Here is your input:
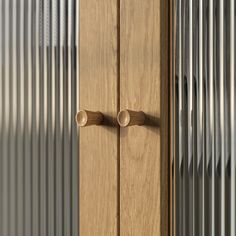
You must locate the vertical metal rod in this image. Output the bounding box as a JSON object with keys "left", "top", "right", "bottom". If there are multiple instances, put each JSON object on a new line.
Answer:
{"left": 230, "top": 0, "right": 235, "bottom": 235}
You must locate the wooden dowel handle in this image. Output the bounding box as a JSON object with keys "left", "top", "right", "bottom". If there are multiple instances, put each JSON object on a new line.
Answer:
{"left": 76, "top": 110, "right": 103, "bottom": 127}
{"left": 117, "top": 109, "right": 146, "bottom": 127}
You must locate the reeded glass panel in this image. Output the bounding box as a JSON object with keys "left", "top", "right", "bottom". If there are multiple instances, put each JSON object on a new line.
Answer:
{"left": 173, "top": 0, "right": 235, "bottom": 235}
{"left": 172, "top": 0, "right": 236, "bottom": 236}
{"left": 0, "top": 0, "right": 79, "bottom": 235}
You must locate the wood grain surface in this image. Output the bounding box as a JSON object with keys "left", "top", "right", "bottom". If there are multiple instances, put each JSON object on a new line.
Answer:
{"left": 120, "top": 0, "right": 170, "bottom": 235}
{"left": 79, "top": 0, "right": 119, "bottom": 235}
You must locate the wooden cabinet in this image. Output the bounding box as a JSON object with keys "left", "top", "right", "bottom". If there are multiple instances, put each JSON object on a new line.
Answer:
{"left": 79, "top": 0, "right": 171, "bottom": 235}
{"left": 79, "top": 1, "right": 119, "bottom": 235}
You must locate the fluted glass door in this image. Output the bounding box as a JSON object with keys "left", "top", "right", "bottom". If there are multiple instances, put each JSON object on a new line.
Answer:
{"left": 0, "top": 0, "right": 79, "bottom": 235}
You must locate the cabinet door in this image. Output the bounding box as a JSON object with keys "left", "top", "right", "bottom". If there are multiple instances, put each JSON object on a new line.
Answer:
{"left": 120, "top": 0, "right": 170, "bottom": 235}
{"left": 79, "top": 0, "right": 119, "bottom": 235}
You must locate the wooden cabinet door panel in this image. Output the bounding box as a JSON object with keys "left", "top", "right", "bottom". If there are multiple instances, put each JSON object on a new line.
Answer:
{"left": 120, "top": 0, "right": 170, "bottom": 235}
{"left": 80, "top": 1, "right": 119, "bottom": 235}
{"left": 79, "top": 0, "right": 170, "bottom": 235}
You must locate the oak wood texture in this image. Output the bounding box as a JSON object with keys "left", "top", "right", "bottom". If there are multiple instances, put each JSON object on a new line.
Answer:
{"left": 76, "top": 110, "right": 103, "bottom": 127}
{"left": 117, "top": 110, "right": 146, "bottom": 127}
{"left": 120, "top": 0, "right": 170, "bottom": 235}
{"left": 79, "top": 0, "right": 119, "bottom": 235}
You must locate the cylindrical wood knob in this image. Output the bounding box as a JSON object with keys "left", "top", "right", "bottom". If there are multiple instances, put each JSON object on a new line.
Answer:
{"left": 117, "top": 109, "right": 146, "bottom": 127}
{"left": 76, "top": 110, "right": 103, "bottom": 127}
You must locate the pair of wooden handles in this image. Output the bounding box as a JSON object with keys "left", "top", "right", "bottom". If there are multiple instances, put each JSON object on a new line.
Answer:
{"left": 76, "top": 110, "right": 146, "bottom": 127}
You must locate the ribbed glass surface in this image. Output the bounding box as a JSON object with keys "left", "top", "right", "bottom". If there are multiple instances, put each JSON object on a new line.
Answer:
{"left": 0, "top": 0, "right": 79, "bottom": 236}
{"left": 173, "top": 0, "right": 235, "bottom": 235}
